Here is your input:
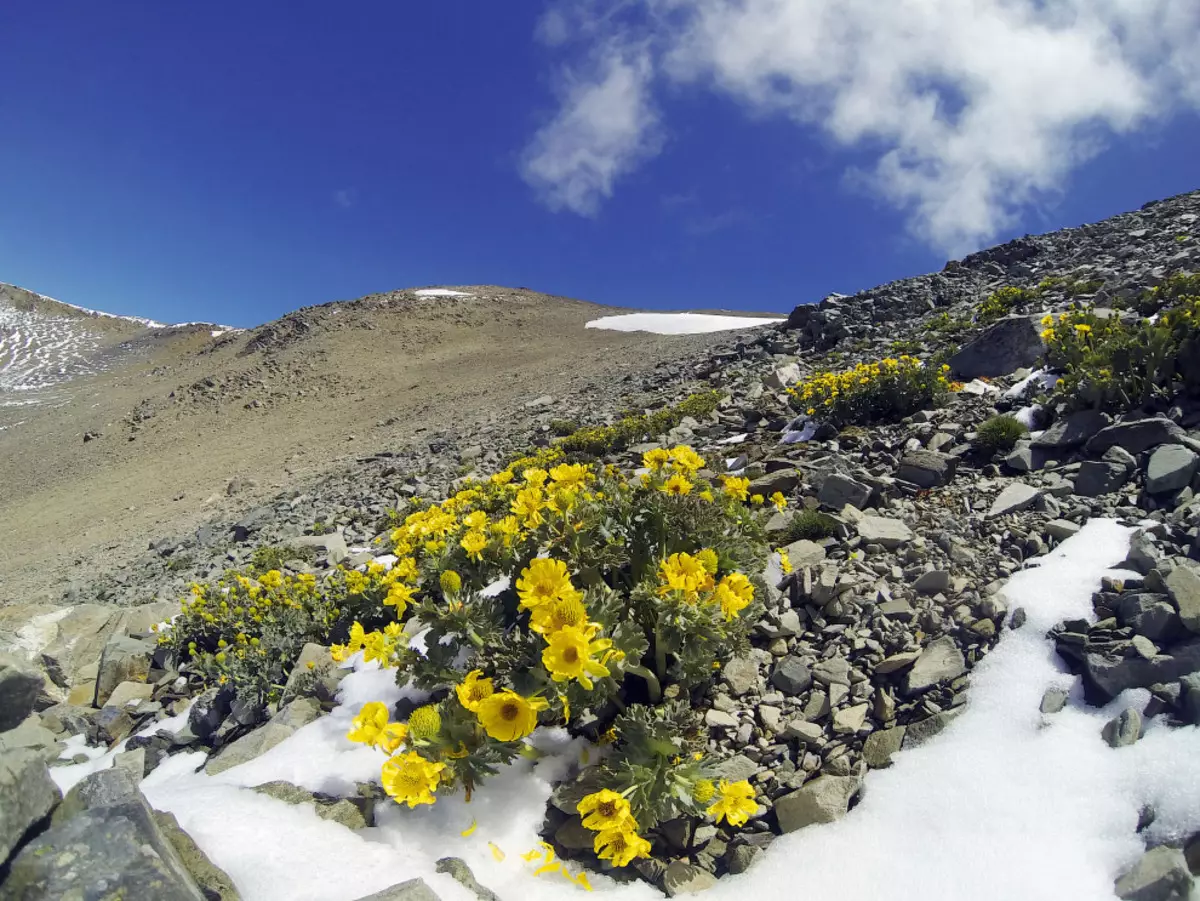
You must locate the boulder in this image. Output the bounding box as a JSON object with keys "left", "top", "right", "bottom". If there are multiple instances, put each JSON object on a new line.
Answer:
{"left": 1117, "top": 593, "right": 1183, "bottom": 643}
{"left": 1101, "top": 707, "right": 1142, "bottom": 748}
{"left": 205, "top": 697, "right": 322, "bottom": 775}
{"left": 154, "top": 810, "right": 242, "bottom": 901}
{"left": 1164, "top": 566, "right": 1200, "bottom": 634}
{"left": 764, "top": 363, "right": 802, "bottom": 391}
{"left": 0, "top": 652, "right": 44, "bottom": 732}
{"left": 855, "top": 515, "right": 913, "bottom": 549}
{"left": 1074, "top": 461, "right": 1130, "bottom": 497}
{"left": 1082, "top": 638, "right": 1200, "bottom": 702}
{"left": 948, "top": 316, "right": 1044, "bottom": 379}
{"left": 749, "top": 471, "right": 800, "bottom": 497}
{"left": 775, "top": 775, "right": 861, "bottom": 833}
{"left": 0, "top": 750, "right": 61, "bottom": 866}
{"left": 903, "top": 637, "right": 966, "bottom": 696}
{"left": 1114, "top": 845, "right": 1193, "bottom": 901}
{"left": 770, "top": 657, "right": 813, "bottom": 695}
{"left": 896, "top": 450, "right": 958, "bottom": 488}
{"left": 781, "top": 539, "right": 826, "bottom": 568}
{"left": 1086, "top": 418, "right": 1185, "bottom": 456}
{"left": 862, "top": 726, "right": 906, "bottom": 768}
{"left": 1032, "top": 410, "right": 1109, "bottom": 449}
{"left": 95, "top": 635, "right": 154, "bottom": 707}
{"left": 188, "top": 686, "right": 234, "bottom": 741}
{"left": 1145, "top": 446, "right": 1199, "bottom": 494}
{"left": 817, "top": 473, "right": 873, "bottom": 510}
{"left": 987, "top": 483, "right": 1040, "bottom": 517}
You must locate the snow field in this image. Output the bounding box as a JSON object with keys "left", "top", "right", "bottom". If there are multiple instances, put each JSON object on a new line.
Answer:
{"left": 585, "top": 313, "right": 785, "bottom": 335}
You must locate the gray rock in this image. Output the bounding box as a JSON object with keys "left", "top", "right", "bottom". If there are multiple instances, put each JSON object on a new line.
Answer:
{"left": 913, "top": 570, "right": 952, "bottom": 595}
{"left": 188, "top": 686, "right": 234, "bottom": 742}
{"left": 205, "top": 697, "right": 322, "bottom": 775}
{"left": 662, "top": 860, "right": 718, "bottom": 897}
{"left": 1102, "top": 707, "right": 1142, "bottom": 748}
{"left": 812, "top": 656, "right": 852, "bottom": 687}
{"left": 705, "top": 709, "right": 738, "bottom": 729}
{"left": 783, "top": 720, "right": 825, "bottom": 743}
{"left": 553, "top": 816, "right": 595, "bottom": 851}
{"left": 95, "top": 634, "right": 154, "bottom": 708}
{"left": 782, "top": 539, "right": 827, "bottom": 568}
{"left": 154, "top": 810, "right": 242, "bottom": 901}
{"left": 1039, "top": 687, "right": 1069, "bottom": 714}
{"left": 903, "top": 637, "right": 966, "bottom": 696}
{"left": 987, "top": 482, "right": 1041, "bottom": 517}
{"left": 1181, "top": 673, "right": 1200, "bottom": 726}
{"left": 875, "top": 651, "right": 920, "bottom": 674}
{"left": 764, "top": 363, "right": 802, "bottom": 391}
{"left": 1074, "top": 461, "right": 1130, "bottom": 497}
{"left": 832, "top": 703, "right": 869, "bottom": 735}
{"left": 1033, "top": 409, "right": 1109, "bottom": 449}
{"left": 1086, "top": 418, "right": 1185, "bottom": 456}
{"left": 92, "top": 705, "right": 135, "bottom": 744}
{"left": 1118, "top": 593, "right": 1183, "bottom": 643}
{"left": 775, "top": 775, "right": 861, "bottom": 833}
{"left": 1114, "top": 845, "right": 1193, "bottom": 901}
{"left": 771, "top": 657, "right": 813, "bottom": 695}
{"left": 0, "top": 717, "right": 60, "bottom": 760}
{"left": 1164, "top": 566, "right": 1200, "bottom": 634}
{"left": 435, "top": 857, "right": 498, "bottom": 901}
{"left": 252, "top": 780, "right": 371, "bottom": 830}
{"left": 115, "top": 747, "right": 148, "bottom": 780}
{"left": 855, "top": 515, "right": 913, "bottom": 549}
{"left": 1132, "top": 635, "right": 1159, "bottom": 660}
{"left": 903, "top": 709, "right": 963, "bottom": 748}
{"left": 725, "top": 843, "right": 762, "bottom": 875}
{"left": 0, "top": 653, "right": 44, "bottom": 733}
{"left": 105, "top": 680, "right": 154, "bottom": 709}
{"left": 1145, "top": 445, "right": 1199, "bottom": 494}
{"left": 1044, "top": 519, "right": 1082, "bottom": 541}
{"left": 722, "top": 656, "right": 760, "bottom": 697}
{"left": 1083, "top": 638, "right": 1200, "bottom": 702}
{"left": 284, "top": 532, "right": 349, "bottom": 565}
{"left": 749, "top": 471, "right": 800, "bottom": 497}
{"left": 0, "top": 750, "right": 61, "bottom": 866}
{"left": 896, "top": 450, "right": 959, "bottom": 488}
{"left": 862, "top": 726, "right": 906, "bottom": 768}
{"left": 818, "top": 473, "right": 873, "bottom": 510}
{"left": 353, "top": 879, "right": 442, "bottom": 901}
{"left": 948, "top": 316, "right": 1044, "bottom": 379}
{"left": 714, "top": 754, "right": 759, "bottom": 783}
{"left": 53, "top": 765, "right": 141, "bottom": 825}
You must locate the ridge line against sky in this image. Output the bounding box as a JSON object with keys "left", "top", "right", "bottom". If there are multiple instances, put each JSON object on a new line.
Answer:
{"left": 0, "top": 2, "right": 1197, "bottom": 327}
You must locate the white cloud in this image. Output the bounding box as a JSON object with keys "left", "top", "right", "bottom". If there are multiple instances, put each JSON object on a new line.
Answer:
{"left": 524, "top": 0, "right": 1200, "bottom": 252}
{"left": 333, "top": 188, "right": 357, "bottom": 209}
{"left": 520, "top": 47, "right": 662, "bottom": 216}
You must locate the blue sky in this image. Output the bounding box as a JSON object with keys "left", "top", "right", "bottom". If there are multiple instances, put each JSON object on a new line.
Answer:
{"left": 1, "top": 1, "right": 1197, "bottom": 328}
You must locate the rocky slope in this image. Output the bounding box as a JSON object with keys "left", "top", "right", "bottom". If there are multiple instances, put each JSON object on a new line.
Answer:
{"left": 1, "top": 188, "right": 1199, "bottom": 901}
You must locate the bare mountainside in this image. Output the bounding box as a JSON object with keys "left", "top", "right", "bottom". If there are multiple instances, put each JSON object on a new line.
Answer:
{"left": 0, "top": 284, "right": 779, "bottom": 604}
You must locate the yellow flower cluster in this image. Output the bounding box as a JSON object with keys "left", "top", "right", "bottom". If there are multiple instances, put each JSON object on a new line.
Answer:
{"left": 658, "top": 551, "right": 755, "bottom": 620}
{"left": 575, "top": 790, "right": 652, "bottom": 867}
{"left": 787, "top": 356, "right": 950, "bottom": 426}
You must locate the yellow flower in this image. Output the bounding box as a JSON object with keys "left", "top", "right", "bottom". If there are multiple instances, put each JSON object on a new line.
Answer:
{"left": 408, "top": 704, "right": 442, "bottom": 740}
{"left": 692, "top": 779, "right": 716, "bottom": 803}
{"left": 393, "top": 556, "right": 418, "bottom": 582}
{"left": 750, "top": 494, "right": 765, "bottom": 506}
{"left": 516, "top": 558, "right": 582, "bottom": 611}
{"left": 719, "top": 475, "right": 750, "bottom": 501}
{"left": 643, "top": 448, "right": 670, "bottom": 471}
{"left": 347, "top": 701, "right": 391, "bottom": 747}
{"left": 455, "top": 670, "right": 495, "bottom": 712}
{"left": 522, "top": 467, "right": 549, "bottom": 487}
{"left": 668, "top": 445, "right": 705, "bottom": 474}
{"left": 475, "top": 690, "right": 549, "bottom": 742}
{"left": 511, "top": 486, "right": 546, "bottom": 528}
{"left": 593, "top": 827, "right": 652, "bottom": 867}
{"left": 696, "top": 548, "right": 719, "bottom": 574}
{"left": 698, "top": 488, "right": 715, "bottom": 502}
{"left": 529, "top": 595, "right": 588, "bottom": 635}
{"left": 462, "top": 510, "right": 488, "bottom": 530}
{"left": 1074, "top": 323, "right": 1092, "bottom": 334}
{"left": 381, "top": 751, "right": 445, "bottom": 808}
{"left": 549, "top": 463, "right": 590, "bottom": 488}
{"left": 661, "top": 473, "right": 693, "bottom": 497}
{"left": 378, "top": 722, "right": 409, "bottom": 754}
{"left": 1041, "top": 314, "right": 1054, "bottom": 326}
{"left": 385, "top": 582, "right": 414, "bottom": 615}
{"left": 658, "top": 552, "right": 714, "bottom": 598}
{"left": 491, "top": 470, "right": 514, "bottom": 485}
{"left": 706, "top": 779, "right": 757, "bottom": 826}
{"left": 714, "top": 572, "right": 754, "bottom": 621}
{"left": 769, "top": 491, "right": 787, "bottom": 512}
{"left": 577, "top": 790, "right": 636, "bottom": 832}
{"left": 439, "top": 570, "right": 462, "bottom": 595}
{"left": 542, "top": 625, "right": 612, "bottom": 690}
{"left": 460, "top": 530, "right": 488, "bottom": 561}
{"left": 779, "top": 550, "right": 793, "bottom": 575}
{"left": 1041, "top": 328, "right": 1055, "bottom": 341}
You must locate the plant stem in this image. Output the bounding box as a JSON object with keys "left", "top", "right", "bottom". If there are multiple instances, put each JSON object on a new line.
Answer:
{"left": 626, "top": 664, "right": 661, "bottom": 704}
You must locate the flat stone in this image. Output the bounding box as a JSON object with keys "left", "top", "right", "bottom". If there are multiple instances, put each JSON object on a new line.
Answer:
{"left": 663, "top": 860, "right": 718, "bottom": 897}
{"left": 1102, "top": 707, "right": 1142, "bottom": 748}
{"left": 783, "top": 720, "right": 825, "bottom": 743}
{"left": 896, "top": 450, "right": 958, "bottom": 488}
{"left": 1087, "top": 417, "right": 1185, "bottom": 456}
{"left": 350, "top": 879, "right": 441, "bottom": 901}
{"left": 832, "top": 703, "right": 869, "bottom": 735}
{"left": 987, "top": 483, "right": 1040, "bottom": 518}
{"left": 1132, "top": 635, "right": 1159, "bottom": 660}
{"left": 714, "top": 754, "right": 759, "bottom": 783}
{"left": 1164, "top": 566, "right": 1200, "bottom": 634}
{"left": 95, "top": 634, "right": 154, "bottom": 708}
{"left": 153, "top": 810, "right": 242, "bottom": 901}
{"left": 205, "top": 697, "right": 322, "bottom": 775}
{"left": 782, "top": 539, "right": 827, "bottom": 568}
{"left": 948, "top": 315, "right": 1044, "bottom": 379}
{"left": 818, "top": 473, "right": 873, "bottom": 510}
{"left": 1045, "top": 519, "right": 1082, "bottom": 541}
{"left": 105, "top": 680, "right": 155, "bottom": 709}
{"left": 1039, "top": 687, "right": 1069, "bottom": 714}
{"left": 770, "top": 657, "right": 813, "bottom": 695}
{"left": 903, "top": 709, "right": 963, "bottom": 748}
{"left": 855, "top": 515, "right": 913, "bottom": 549}
{"left": 0, "top": 653, "right": 45, "bottom": 733}
{"left": 0, "top": 750, "right": 62, "bottom": 865}
{"left": 775, "top": 775, "right": 861, "bottom": 833}
{"left": 1145, "top": 445, "right": 1199, "bottom": 494}
{"left": 764, "top": 363, "right": 802, "bottom": 391}
{"left": 0, "top": 717, "right": 60, "bottom": 760}
{"left": 722, "top": 655, "right": 760, "bottom": 696}
{"left": 812, "top": 657, "right": 852, "bottom": 687}
{"left": 252, "top": 780, "right": 371, "bottom": 830}
{"left": 913, "top": 570, "right": 952, "bottom": 595}
{"left": 903, "top": 637, "right": 966, "bottom": 696}
{"left": 749, "top": 471, "right": 800, "bottom": 497}
{"left": 705, "top": 709, "right": 738, "bottom": 729}
{"left": 1033, "top": 409, "right": 1109, "bottom": 449}
{"left": 862, "top": 726, "right": 906, "bottom": 768}
{"left": 1114, "top": 845, "right": 1193, "bottom": 901}
{"left": 1074, "top": 461, "right": 1130, "bottom": 497}
{"left": 875, "top": 651, "right": 921, "bottom": 674}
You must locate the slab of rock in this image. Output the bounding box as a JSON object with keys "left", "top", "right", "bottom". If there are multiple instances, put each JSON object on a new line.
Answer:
{"left": 832, "top": 703, "right": 869, "bottom": 735}
{"left": 770, "top": 657, "right": 813, "bottom": 695}
{"left": 1039, "top": 687, "right": 1069, "bottom": 714}
{"left": 782, "top": 539, "right": 826, "bottom": 568}
{"left": 105, "top": 680, "right": 155, "bottom": 709}
{"left": 855, "top": 515, "right": 913, "bottom": 549}
{"left": 154, "top": 810, "right": 242, "bottom": 901}
{"left": 862, "top": 726, "right": 906, "bottom": 768}
{"left": 1118, "top": 593, "right": 1182, "bottom": 642}
{"left": 0, "top": 652, "right": 44, "bottom": 732}
{"left": 1086, "top": 418, "right": 1185, "bottom": 456}
{"left": 818, "top": 473, "right": 872, "bottom": 510}
{"left": 252, "top": 780, "right": 371, "bottom": 830}
{"left": 1033, "top": 409, "right": 1109, "bottom": 449}
{"left": 903, "top": 709, "right": 963, "bottom": 748}
{"left": 0, "top": 750, "right": 61, "bottom": 866}
{"left": 948, "top": 316, "right": 1044, "bottom": 379}
{"left": 875, "top": 651, "right": 920, "bottom": 674}
{"left": 896, "top": 450, "right": 958, "bottom": 488}
{"left": 749, "top": 471, "right": 800, "bottom": 497}
{"left": 205, "top": 697, "right": 322, "bottom": 775}
{"left": 1083, "top": 638, "right": 1200, "bottom": 702}
{"left": 775, "top": 775, "right": 861, "bottom": 833}
{"left": 987, "top": 483, "right": 1040, "bottom": 518}
{"left": 663, "top": 860, "right": 719, "bottom": 897}
{"left": 1074, "top": 461, "right": 1130, "bottom": 497}
{"left": 1145, "top": 445, "right": 1199, "bottom": 494}
{"left": 913, "top": 570, "right": 952, "bottom": 595}
{"left": 0, "top": 717, "right": 61, "bottom": 760}
{"left": 764, "top": 363, "right": 802, "bottom": 391}
{"left": 812, "top": 657, "right": 852, "bottom": 687}
{"left": 1044, "top": 519, "right": 1081, "bottom": 541}
{"left": 722, "top": 656, "right": 760, "bottom": 697}
{"left": 1114, "top": 845, "right": 1193, "bottom": 901}
{"left": 903, "top": 637, "right": 966, "bottom": 696}
{"left": 95, "top": 635, "right": 154, "bottom": 707}
{"left": 1164, "top": 565, "right": 1200, "bottom": 634}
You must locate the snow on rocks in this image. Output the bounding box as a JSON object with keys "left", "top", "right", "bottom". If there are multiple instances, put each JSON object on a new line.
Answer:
{"left": 585, "top": 313, "right": 784, "bottom": 335}
{"left": 413, "top": 289, "right": 473, "bottom": 298}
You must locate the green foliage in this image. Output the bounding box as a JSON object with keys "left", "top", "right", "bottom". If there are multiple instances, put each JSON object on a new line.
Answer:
{"left": 554, "top": 390, "right": 722, "bottom": 456}
{"left": 786, "top": 509, "right": 839, "bottom": 541}
{"left": 977, "top": 286, "right": 1029, "bottom": 324}
{"left": 788, "top": 356, "right": 951, "bottom": 427}
{"left": 889, "top": 338, "right": 923, "bottom": 355}
{"left": 925, "top": 312, "right": 971, "bottom": 338}
{"left": 974, "top": 415, "right": 1028, "bottom": 452}
{"left": 250, "top": 544, "right": 314, "bottom": 573}
{"left": 548, "top": 418, "right": 580, "bottom": 437}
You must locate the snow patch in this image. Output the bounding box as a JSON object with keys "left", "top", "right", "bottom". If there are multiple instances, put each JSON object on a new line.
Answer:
{"left": 585, "top": 313, "right": 784, "bottom": 335}
{"left": 414, "top": 289, "right": 473, "bottom": 298}
{"left": 1004, "top": 368, "right": 1059, "bottom": 400}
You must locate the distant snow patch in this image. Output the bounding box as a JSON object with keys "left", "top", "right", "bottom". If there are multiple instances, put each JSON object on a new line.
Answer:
{"left": 585, "top": 313, "right": 784, "bottom": 335}
{"left": 414, "top": 289, "right": 473, "bottom": 298}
